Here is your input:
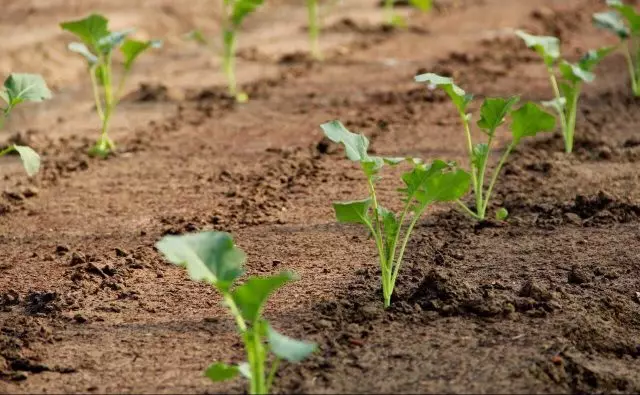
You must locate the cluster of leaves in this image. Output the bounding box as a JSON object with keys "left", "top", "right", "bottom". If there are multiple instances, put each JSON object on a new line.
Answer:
{"left": 156, "top": 231, "right": 316, "bottom": 394}
{"left": 0, "top": 73, "right": 52, "bottom": 176}
{"left": 321, "top": 120, "right": 470, "bottom": 308}
{"left": 415, "top": 73, "right": 556, "bottom": 221}
{"left": 516, "top": 30, "right": 612, "bottom": 154}
{"left": 593, "top": 0, "right": 640, "bottom": 96}
{"left": 60, "top": 14, "right": 161, "bottom": 157}
{"left": 384, "top": 0, "right": 432, "bottom": 27}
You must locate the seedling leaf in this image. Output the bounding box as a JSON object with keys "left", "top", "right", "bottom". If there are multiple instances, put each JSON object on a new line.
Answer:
{"left": 320, "top": 120, "right": 370, "bottom": 162}
{"left": 579, "top": 46, "right": 615, "bottom": 71}
{"left": 333, "top": 198, "right": 372, "bottom": 225}
{"left": 558, "top": 61, "right": 595, "bottom": 83}
{"left": 2, "top": 73, "right": 52, "bottom": 106}
{"left": 510, "top": 103, "right": 556, "bottom": 143}
{"left": 409, "top": 0, "right": 433, "bottom": 12}
{"left": 515, "top": 30, "right": 560, "bottom": 66}
{"left": 238, "top": 362, "right": 252, "bottom": 379}
{"left": 266, "top": 324, "right": 317, "bottom": 363}
{"left": 231, "top": 272, "right": 295, "bottom": 323}
{"left": 97, "top": 29, "right": 134, "bottom": 53}
{"left": 477, "top": 96, "right": 520, "bottom": 133}
{"left": 471, "top": 143, "right": 489, "bottom": 170}
{"left": 121, "top": 39, "right": 162, "bottom": 70}
{"left": 593, "top": 10, "right": 630, "bottom": 38}
{"left": 231, "top": 0, "right": 265, "bottom": 26}
{"left": 60, "top": 14, "right": 109, "bottom": 50}
{"left": 205, "top": 362, "right": 239, "bottom": 382}
{"left": 68, "top": 42, "right": 99, "bottom": 65}
{"left": 13, "top": 145, "right": 41, "bottom": 177}
{"left": 421, "top": 169, "right": 472, "bottom": 204}
{"left": 607, "top": 0, "right": 640, "bottom": 33}
{"left": 415, "top": 73, "right": 473, "bottom": 114}
{"left": 155, "top": 232, "right": 245, "bottom": 291}
{"left": 541, "top": 97, "right": 567, "bottom": 113}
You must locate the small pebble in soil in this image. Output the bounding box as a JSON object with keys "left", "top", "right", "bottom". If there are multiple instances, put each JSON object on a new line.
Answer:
{"left": 568, "top": 265, "right": 592, "bottom": 284}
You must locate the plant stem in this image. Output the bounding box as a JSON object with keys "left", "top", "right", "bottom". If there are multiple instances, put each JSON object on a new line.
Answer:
{"left": 0, "top": 145, "right": 15, "bottom": 157}
{"left": 384, "top": 0, "right": 395, "bottom": 24}
{"left": 455, "top": 199, "right": 482, "bottom": 220}
{"left": 460, "top": 114, "right": 480, "bottom": 215}
{"left": 223, "top": 29, "right": 238, "bottom": 98}
{"left": 89, "top": 66, "right": 105, "bottom": 121}
{"left": 623, "top": 44, "right": 639, "bottom": 96}
{"left": 547, "top": 69, "right": 569, "bottom": 149}
{"left": 474, "top": 134, "right": 494, "bottom": 219}
{"left": 481, "top": 141, "right": 515, "bottom": 215}
{"left": 388, "top": 209, "right": 424, "bottom": 298}
{"left": 307, "top": 0, "right": 321, "bottom": 60}
{"left": 365, "top": 177, "right": 391, "bottom": 305}
{"left": 265, "top": 358, "right": 281, "bottom": 393}
{"left": 564, "top": 84, "right": 580, "bottom": 154}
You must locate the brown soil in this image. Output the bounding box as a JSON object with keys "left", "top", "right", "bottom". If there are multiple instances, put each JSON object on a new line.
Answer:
{"left": 1, "top": 0, "right": 639, "bottom": 393}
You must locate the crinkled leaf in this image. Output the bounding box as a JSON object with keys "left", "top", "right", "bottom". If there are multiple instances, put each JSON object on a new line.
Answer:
{"left": 415, "top": 73, "right": 473, "bottom": 114}
{"left": 593, "top": 10, "right": 630, "bottom": 39}
{"left": 607, "top": 0, "right": 640, "bottom": 34}
{"left": 13, "top": 145, "right": 41, "bottom": 176}
{"left": 321, "top": 120, "right": 370, "bottom": 162}
{"left": 579, "top": 46, "right": 615, "bottom": 71}
{"left": 60, "top": 14, "right": 109, "bottom": 50}
{"left": 68, "top": 42, "right": 99, "bottom": 65}
{"left": 510, "top": 102, "right": 556, "bottom": 143}
{"left": 97, "top": 29, "right": 134, "bottom": 53}
{"left": 477, "top": 96, "right": 520, "bottom": 133}
{"left": 559, "top": 61, "right": 595, "bottom": 83}
{"left": 471, "top": 143, "right": 489, "bottom": 171}
{"left": 231, "top": 272, "right": 295, "bottom": 323}
{"left": 266, "top": 324, "right": 316, "bottom": 363}
{"left": 231, "top": 0, "right": 264, "bottom": 26}
{"left": 409, "top": 0, "right": 432, "bottom": 12}
{"left": 204, "top": 362, "right": 239, "bottom": 382}
{"left": 515, "top": 30, "right": 560, "bottom": 66}
{"left": 155, "top": 231, "right": 245, "bottom": 291}
{"left": 333, "top": 198, "right": 372, "bottom": 225}
{"left": 121, "top": 39, "right": 162, "bottom": 70}
{"left": 2, "top": 73, "right": 52, "bottom": 106}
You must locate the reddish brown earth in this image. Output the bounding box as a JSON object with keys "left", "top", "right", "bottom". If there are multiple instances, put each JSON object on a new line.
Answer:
{"left": 1, "top": 0, "right": 639, "bottom": 393}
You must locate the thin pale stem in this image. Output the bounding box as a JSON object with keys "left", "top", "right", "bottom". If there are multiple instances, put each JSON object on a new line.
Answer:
{"left": 564, "top": 84, "right": 580, "bottom": 154}
{"left": 223, "top": 29, "right": 238, "bottom": 97}
{"left": 455, "top": 199, "right": 482, "bottom": 220}
{"left": 623, "top": 44, "right": 639, "bottom": 96}
{"left": 388, "top": 209, "right": 424, "bottom": 297}
{"left": 307, "top": 0, "right": 322, "bottom": 60}
{"left": 384, "top": 0, "right": 395, "bottom": 24}
{"left": 265, "top": 358, "right": 281, "bottom": 394}
{"left": 547, "top": 69, "right": 568, "bottom": 140}
{"left": 481, "top": 142, "right": 515, "bottom": 215}
{"left": 460, "top": 115, "right": 479, "bottom": 210}
{"left": 0, "top": 145, "right": 15, "bottom": 157}
{"left": 475, "top": 133, "right": 495, "bottom": 219}
{"left": 89, "top": 66, "right": 105, "bottom": 121}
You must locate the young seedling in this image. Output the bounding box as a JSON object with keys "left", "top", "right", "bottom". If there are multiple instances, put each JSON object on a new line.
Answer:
{"left": 593, "top": 0, "right": 640, "bottom": 96}
{"left": 60, "top": 14, "right": 161, "bottom": 157}
{"left": 384, "top": 0, "right": 432, "bottom": 27}
{"left": 515, "top": 30, "right": 612, "bottom": 153}
{"left": 307, "top": 0, "right": 322, "bottom": 60}
{"left": 0, "top": 73, "right": 52, "bottom": 176}
{"left": 415, "top": 73, "right": 556, "bottom": 221}
{"left": 156, "top": 231, "right": 316, "bottom": 394}
{"left": 321, "top": 120, "right": 470, "bottom": 308}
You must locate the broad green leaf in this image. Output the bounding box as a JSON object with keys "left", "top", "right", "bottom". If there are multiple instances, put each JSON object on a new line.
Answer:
{"left": 238, "top": 362, "right": 252, "bottom": 379}
{"left": 515, "top": 30, "right": 560, "bottom": 66}
{"left": 579, "top": 46, "right": 615, "bottom": 71}
{"left": 13, "top": 145, "right": 41, "bottom": 176}
{"left": 121, "top": 39, "right": 162, "bottom": 70}
{"left": 231, "top": 272, "right": 295, "bottom": 323}
{"left": 60, "top": 14, "right": 110, "bottom": 50}
{"left": 471, "top": 143, "right": 489, "bottom": 171}
{"left": 399, "top": 159, "right": 449, "bottom": 203}
{"left": 333, "top": 198, "right": 372, "bottom": 225}
{"left": 155, "top": 231, "right": 245, "bottom": 291}
{"left": 266, "top": 324, "right": 316, "bottom": 363}
{"left": 361, "top": 157, "right": 384, "bottom": 178}
{"left": 593, "top": 11, "right": 630, "bottom": 39}
{"left": 2, "top": 74, "right": 52, "bottom": 106}
{"left": 415, "top": 73, "right": 473, "bottom": 114}
{"left": 409, "top": 0, "right": 432, "bottom": 12}
{"left": 204, "top": 362, "right": 239, "bottom": 382}
{"left": 231, "top": 0, "right": 264, "bottom": 26}
{"left": 496, "top": 207, "right": 509, "bottom": 221}
{"left": 321, "top": 120, "right": 370, "bottom": 162}
{"left": 510, "top": 103, "right": 556, "bottom": 143}
{"left": 559, "top": 61, "right": 594, "bottom": 83}
{"left": 477, "top": 96, "right": 520, "bottom": 133}
{"left": 607, "top": 0, "right": 640, "bottom": 34}
{"left": 68, "top": 42, "right": 99, "bottom": 65}
{"left": 419, "top": 169, "right": 471, "bottom": 204}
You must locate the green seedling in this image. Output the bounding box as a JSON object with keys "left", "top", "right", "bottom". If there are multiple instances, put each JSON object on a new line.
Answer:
{"left": 593, "top": 0, "right": 640, "bottom": 96}
{"left": 60, "top": 14, "right": 161, "bottom": 157}
{"left": 384, "top": 0, "right": 432, "bottom": 27}
{"left": 307, "top": 0, "right": 322, "bottom": 60}
{"left": 415, "top": 73, "right": 556, "bottom": 221}
{"left": 189, "top": 0, "right": 264, "bottom": 102}
{"left": 156, "top": 231, "right": 316, "bottom": 394}
{"left": 321, "top": 120, "right": 470, "bottom": 308}
{"left": 516, "top": 30, "right": 612, "bottom": 153}
{"left": 0, "top": 73, "right": 52, "bottom": 176}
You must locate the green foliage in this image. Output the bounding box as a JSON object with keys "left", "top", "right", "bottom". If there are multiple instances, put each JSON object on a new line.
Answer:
{"left": 384, "top": 0, "right": 432, "bottom": 27}
{"left": 321, "top": 120, "right": 470, "bottom": 308}
{"left": 156, "top": 231, "right": 315, "bottom": 394}
{"left": 593, "top": 0, "right": 640, "bottom": 96}
{"left": 0, "top": 73, "right": 51, "bottom": 176}
{"left": 516, "top": 30, "right": 612, "bottom": 153}
{"left": 415, "top": 73, "right": 555, "bottom": 221}
{"left": 61, "top": 14, "right": 161, "bottom": 157}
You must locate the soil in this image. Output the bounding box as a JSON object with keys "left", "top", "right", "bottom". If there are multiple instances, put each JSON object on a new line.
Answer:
{"left": 1, "top": 0, "right": 639, "bottom": 393}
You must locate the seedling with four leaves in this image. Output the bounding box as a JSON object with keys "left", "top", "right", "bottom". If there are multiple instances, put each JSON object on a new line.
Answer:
{"left": 156, "top": 231, "right": 316, "bottom": 394}
{"left": 321, "top": 120, "right": 470, "bottom": 308}
{"left": 384, "top": 0, "right": 432, "bottom": 27}
{"left": 0, "top": 73, "right": 52, "bottom": 176}
{"left": 515, "top": 30, "right": 612, "bottom": 153}
{"left": 593, "top": 0, "right": 640, "bottom": 96}
{"left": 60, "top": 14, "right": 161, "bottom": 157}
{"left": 415, "top": 73, "right": 556, "bottom": 221}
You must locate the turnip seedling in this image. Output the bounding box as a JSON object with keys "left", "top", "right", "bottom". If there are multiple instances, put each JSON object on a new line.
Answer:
{"left": 593, "top": 0, "right": 640, "bottom": 96}
{"left": 60, "top": 14, "right": 161, "bottom": 157}
{"left": 0, "top": 73, "right": 52, "bottom": 176}
{"left": 156, "top": 231, "right": 316, "bottom": 394}
{"left": 515, "top": 30, "right": 612, "bottom": 153}
{"left": 384, "top": 0, "right": 432, "bottom": 27}
{"left": 415, "top": 73, "right": 556, "bottom": 221}
{"left": 321, "top": 120, "right": 470, "bottom": 308}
